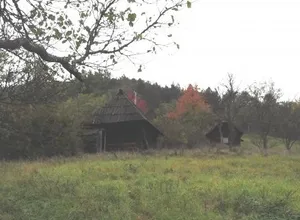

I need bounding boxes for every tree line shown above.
[154,73,300,157]
[0,57,183,159]
[4,0,296,159]
[1,58,299,160]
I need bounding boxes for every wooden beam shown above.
[99,129,103,152]
[218,123,223,144]
[103,130,107,152]
[96,131,99,153]
[96,129,101,153]
[142,128,149,149]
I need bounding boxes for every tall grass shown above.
[1,153,300,220]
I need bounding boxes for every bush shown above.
[0,94,107,159]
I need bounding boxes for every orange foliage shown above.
[167,84,210,119]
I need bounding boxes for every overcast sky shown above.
[112,0,300,100]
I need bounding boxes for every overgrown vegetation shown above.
[1,0,300,160]
[1,153,300,220]
[2,68,300,158]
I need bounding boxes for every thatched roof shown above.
[91,89,150,124]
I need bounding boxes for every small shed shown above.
[205,121,243,146]
[83,89,163,152]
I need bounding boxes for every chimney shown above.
[134,90,137,105]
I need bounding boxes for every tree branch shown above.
[0,38,83,81]
[89,5,175,55]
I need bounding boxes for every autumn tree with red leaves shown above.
[127,90,148,113]
[168,84,210,119]
[154,84,216,147]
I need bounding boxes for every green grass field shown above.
[1,151,300,220]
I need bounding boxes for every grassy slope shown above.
[1,153,300,220]
[240,134,300,155]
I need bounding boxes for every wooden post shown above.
[156,138,160,149]
[96,130,100,153]
[218,123,223,144]
[96,129,102,153]
[103,130,107,152]
[142,128,149,149]
[99,129,103,153]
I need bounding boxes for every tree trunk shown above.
[286,148,292,156]
[263,136,268,157]
[284,140,293,156]
[228,122,235,150]
[263,148,268,157]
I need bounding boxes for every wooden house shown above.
[205,121,243,146]
[83,89,163,152]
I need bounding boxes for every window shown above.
[222,137,229,144]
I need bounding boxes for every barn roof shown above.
[91,89,159,130]
[205,121,243,137]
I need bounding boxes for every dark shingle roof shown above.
[92,89,148,124]
[205,121,243,137]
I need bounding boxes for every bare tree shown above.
[219,73,248,148]
[0,0,188,81]
[248,81,281,156]
[275,101,300,154]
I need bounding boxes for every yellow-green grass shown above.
[241,134,300,155]
[1,153,300,220]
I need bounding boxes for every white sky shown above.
[112,0,300,100]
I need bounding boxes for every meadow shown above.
[1,147,300,220]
